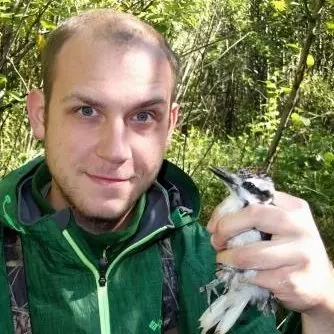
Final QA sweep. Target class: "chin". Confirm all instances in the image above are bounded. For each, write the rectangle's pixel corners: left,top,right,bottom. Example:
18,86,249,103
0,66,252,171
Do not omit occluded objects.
81,203,129,220
75,209,121,223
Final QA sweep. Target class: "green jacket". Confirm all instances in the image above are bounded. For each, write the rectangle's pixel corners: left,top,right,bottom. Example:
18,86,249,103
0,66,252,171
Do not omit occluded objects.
0,157,298,333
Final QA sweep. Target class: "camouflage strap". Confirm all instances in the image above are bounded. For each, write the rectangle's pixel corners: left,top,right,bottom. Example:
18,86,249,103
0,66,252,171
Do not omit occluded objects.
3,229,178,334
159,237,179,333
3,228,32,334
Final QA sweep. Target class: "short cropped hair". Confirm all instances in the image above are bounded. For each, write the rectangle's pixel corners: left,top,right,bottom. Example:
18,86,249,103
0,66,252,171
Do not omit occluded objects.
41,9,180,109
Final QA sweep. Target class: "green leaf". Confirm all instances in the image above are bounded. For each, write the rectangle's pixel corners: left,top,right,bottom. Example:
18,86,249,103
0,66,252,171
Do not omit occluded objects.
324,152,334,164
0,12,13,18
306,54,315,68
9,91,24,102
36,34,46,51
291,113,301,124
325,21,334,32
291,113,310,128
40,19,56,31
282,86,292,94
271,0,287,12
0,75,7,86
286,43,300,52
265,81,276,89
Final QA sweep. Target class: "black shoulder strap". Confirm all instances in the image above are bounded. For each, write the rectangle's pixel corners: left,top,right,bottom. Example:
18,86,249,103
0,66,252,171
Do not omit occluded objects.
3,227,32,334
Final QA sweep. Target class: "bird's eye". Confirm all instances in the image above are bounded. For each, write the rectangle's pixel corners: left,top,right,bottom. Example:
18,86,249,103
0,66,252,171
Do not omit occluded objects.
242,181,255,190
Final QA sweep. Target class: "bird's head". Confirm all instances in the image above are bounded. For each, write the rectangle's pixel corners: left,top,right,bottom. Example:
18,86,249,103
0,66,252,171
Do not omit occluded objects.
210,167,275,205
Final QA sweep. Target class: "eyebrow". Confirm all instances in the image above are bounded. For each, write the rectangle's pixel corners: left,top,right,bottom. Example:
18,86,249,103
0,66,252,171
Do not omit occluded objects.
62,93,105,109
62,92,168,110
134,97,168,109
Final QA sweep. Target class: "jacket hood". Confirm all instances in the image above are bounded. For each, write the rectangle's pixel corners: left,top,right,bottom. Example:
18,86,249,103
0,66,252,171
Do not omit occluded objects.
0,157,201,233
0,156,44,232
158,159,201,220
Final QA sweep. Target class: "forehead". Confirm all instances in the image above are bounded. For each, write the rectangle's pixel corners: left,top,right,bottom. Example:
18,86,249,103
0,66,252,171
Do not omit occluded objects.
52,33,173,102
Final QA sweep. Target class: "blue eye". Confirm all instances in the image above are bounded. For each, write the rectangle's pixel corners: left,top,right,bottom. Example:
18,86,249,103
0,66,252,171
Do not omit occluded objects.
134,111,152,122
79,106,95,117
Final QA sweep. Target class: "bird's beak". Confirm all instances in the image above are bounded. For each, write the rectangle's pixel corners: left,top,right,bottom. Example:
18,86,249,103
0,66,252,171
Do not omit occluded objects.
209,167,239,189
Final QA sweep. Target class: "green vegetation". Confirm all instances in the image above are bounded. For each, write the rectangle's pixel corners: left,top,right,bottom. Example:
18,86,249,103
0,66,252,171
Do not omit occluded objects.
1,0,333,255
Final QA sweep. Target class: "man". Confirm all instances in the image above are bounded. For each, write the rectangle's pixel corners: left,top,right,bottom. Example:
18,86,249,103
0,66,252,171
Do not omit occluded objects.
0,8,333,334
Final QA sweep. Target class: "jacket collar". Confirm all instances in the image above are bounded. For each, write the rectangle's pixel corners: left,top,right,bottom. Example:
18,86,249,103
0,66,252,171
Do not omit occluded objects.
0,157,200,237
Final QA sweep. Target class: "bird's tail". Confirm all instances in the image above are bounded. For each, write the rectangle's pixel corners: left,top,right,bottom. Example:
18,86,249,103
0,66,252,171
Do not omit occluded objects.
199,287,252,334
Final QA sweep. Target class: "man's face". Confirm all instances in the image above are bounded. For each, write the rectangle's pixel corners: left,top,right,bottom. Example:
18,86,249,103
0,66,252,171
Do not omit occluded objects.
30,34,178,223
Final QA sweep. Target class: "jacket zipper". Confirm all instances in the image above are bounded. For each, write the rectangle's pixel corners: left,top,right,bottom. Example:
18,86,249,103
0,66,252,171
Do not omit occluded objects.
61,181,181,333
62,225,171,334
62,230,111,334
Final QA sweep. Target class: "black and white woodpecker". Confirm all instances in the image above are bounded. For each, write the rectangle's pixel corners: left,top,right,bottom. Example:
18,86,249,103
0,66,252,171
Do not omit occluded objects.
199,167,276,334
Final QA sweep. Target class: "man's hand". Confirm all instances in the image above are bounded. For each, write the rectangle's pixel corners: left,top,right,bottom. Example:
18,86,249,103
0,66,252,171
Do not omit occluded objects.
207,191,334,333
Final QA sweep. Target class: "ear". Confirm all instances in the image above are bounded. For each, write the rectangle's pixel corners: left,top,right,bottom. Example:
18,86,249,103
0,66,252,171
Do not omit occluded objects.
26,89,46,140
165,102,179,148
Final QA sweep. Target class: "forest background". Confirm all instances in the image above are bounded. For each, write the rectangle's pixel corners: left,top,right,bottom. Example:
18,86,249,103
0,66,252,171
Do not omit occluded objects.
0,0,333,256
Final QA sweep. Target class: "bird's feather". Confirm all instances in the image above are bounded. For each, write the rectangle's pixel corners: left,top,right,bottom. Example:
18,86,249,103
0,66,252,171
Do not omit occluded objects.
199,167,276,334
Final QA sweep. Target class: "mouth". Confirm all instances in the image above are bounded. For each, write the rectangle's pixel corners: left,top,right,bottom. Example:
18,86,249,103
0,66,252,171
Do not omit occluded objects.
209,167,238,188
86,173,131,186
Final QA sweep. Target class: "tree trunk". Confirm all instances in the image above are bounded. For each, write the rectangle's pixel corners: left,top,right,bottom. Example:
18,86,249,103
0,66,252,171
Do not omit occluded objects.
264,0,326,172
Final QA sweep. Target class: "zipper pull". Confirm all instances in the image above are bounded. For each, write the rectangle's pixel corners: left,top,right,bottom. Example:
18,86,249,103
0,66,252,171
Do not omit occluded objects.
98,248,109,287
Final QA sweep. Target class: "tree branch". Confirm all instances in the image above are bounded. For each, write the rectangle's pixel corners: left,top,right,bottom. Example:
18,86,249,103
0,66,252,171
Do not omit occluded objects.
264,0,326,172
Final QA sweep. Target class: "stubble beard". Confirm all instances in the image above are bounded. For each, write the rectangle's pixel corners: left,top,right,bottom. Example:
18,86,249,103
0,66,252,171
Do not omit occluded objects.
45,154,161,234
44,128,164,233
49,169,139,233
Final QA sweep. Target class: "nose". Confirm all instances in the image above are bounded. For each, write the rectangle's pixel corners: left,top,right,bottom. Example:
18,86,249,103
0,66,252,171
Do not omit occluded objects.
95,118,132,164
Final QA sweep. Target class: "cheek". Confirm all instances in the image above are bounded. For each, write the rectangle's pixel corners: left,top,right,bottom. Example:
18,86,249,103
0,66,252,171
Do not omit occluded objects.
131,132,167,169
46,124,94,162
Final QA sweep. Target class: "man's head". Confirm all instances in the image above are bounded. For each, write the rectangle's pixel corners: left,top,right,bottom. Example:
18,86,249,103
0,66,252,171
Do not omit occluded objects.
27,9,179,230
42,9,180,110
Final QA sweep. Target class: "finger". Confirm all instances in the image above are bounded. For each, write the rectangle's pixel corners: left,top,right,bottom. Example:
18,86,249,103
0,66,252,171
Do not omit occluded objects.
273,191,310,212
216,239,306,270
211,204,297,247
207,201,227,233
247,265,297,294
207,191,305,232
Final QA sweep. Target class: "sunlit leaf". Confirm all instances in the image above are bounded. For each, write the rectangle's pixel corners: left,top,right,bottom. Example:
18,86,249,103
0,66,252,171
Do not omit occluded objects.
265,81,276,89
0,12,13,18
306,54,315,68
36,34,46,51
291,113,310,128
9,91,25,102
325,21,334,32
286,43,300,52
0,75,7,86
324,152,334,164
282,86,292,94
271,0,287,12
40,19,56,31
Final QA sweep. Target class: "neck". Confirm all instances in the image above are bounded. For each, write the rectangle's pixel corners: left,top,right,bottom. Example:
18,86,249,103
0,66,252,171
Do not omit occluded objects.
46,180,134,235
73,209,134,235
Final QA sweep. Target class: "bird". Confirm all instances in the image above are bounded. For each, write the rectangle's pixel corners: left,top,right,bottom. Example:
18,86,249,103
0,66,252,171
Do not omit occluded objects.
199,167,276,334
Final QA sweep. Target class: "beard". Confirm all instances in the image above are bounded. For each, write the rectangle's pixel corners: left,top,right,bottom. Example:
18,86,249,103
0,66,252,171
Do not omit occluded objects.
48,169,143,234
45,155,160,234
43,128,164,233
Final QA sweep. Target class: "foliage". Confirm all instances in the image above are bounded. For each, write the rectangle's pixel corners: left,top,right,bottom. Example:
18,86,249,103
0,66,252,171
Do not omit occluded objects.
1,0,334,257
